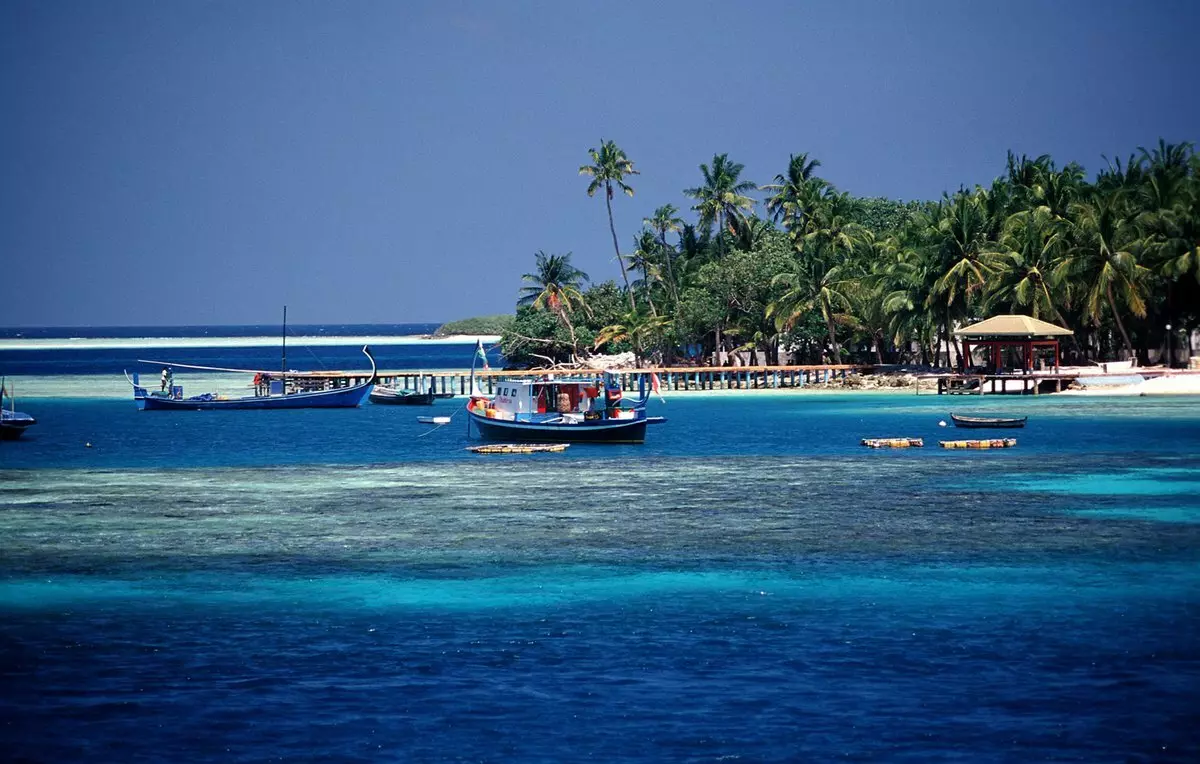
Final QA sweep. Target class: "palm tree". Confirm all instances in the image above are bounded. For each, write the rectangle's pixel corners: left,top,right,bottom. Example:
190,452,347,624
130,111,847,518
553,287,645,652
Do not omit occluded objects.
762,152,827,233
767,245,854,364
925,190,1002,366
684,153,757,256
518,250,591,358
627,230,663,317
1058,197,1149,358
594,309,670,366
644,204,684,305
987,207,1070,322
770,193,867,362
580,140,640,310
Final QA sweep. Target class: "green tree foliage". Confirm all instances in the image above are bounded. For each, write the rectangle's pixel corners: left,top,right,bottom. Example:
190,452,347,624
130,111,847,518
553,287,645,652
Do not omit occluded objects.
507,139,1197,369
434,315,514,337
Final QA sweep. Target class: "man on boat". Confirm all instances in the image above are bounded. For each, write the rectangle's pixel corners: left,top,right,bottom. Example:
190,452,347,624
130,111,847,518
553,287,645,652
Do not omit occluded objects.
161,368,169,392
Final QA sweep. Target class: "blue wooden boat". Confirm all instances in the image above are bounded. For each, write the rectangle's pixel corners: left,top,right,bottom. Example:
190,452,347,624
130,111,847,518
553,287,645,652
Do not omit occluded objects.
466,362,665,444
126,346,377,411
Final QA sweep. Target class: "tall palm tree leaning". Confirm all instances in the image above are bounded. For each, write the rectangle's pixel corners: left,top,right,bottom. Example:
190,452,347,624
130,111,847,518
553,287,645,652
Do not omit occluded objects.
580,140,640,311
517,250,591,360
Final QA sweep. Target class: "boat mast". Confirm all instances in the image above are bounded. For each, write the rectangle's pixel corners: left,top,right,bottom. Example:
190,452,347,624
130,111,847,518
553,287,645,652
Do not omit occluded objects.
281,305,287,393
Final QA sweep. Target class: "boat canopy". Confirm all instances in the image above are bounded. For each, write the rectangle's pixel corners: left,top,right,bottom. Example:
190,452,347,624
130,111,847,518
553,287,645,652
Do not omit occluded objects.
490,378,607,416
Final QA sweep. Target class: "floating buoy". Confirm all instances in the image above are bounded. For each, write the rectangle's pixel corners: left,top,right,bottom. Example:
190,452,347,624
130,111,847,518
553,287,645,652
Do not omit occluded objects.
939,438,1017,449
861,437,924,448
938,420,947,427
85,442,92,448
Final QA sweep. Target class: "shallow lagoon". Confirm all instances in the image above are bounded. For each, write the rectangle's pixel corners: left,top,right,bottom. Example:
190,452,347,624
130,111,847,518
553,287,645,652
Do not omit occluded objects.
3,386,1199,761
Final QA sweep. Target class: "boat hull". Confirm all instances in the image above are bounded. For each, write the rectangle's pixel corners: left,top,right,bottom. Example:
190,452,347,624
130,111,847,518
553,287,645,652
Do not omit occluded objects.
137,384,373,411
950,414,1027,429
369,390,435,406
468,410,661,443
1,412,36,440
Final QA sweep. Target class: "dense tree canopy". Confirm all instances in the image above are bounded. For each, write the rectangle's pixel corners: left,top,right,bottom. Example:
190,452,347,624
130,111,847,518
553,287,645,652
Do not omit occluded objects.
503,140,1199,369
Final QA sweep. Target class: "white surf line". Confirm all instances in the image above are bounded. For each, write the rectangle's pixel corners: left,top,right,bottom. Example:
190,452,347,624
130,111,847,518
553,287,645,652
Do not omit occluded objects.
0,334,503,351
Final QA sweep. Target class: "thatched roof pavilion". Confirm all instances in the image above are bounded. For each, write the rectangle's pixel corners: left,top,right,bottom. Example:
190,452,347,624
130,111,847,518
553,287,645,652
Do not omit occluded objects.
953,314,1073,372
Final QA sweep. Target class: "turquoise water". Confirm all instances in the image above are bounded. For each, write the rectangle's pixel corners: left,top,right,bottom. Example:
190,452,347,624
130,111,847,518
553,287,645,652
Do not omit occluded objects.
3,384,1199,761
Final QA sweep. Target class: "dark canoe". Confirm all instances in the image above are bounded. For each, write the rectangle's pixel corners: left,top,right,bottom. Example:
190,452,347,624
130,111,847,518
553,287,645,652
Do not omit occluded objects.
0,410,37,440
468,408,666,444
950,413,1027,429
130,346,377,411
370,387,435,406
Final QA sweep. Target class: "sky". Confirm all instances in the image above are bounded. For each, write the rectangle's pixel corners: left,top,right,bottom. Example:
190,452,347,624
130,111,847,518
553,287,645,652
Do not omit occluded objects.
1,0,1196,327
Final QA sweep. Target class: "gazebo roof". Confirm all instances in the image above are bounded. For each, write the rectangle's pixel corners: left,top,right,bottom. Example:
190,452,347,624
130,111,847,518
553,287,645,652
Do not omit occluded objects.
953,314,1073,338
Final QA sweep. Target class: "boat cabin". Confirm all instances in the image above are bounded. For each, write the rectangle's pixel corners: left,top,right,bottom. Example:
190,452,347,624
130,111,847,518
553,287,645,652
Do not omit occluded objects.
473,376,638,423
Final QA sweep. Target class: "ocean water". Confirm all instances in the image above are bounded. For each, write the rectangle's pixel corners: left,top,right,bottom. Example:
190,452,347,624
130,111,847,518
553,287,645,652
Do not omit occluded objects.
2,338,1199,761
0,323,501,376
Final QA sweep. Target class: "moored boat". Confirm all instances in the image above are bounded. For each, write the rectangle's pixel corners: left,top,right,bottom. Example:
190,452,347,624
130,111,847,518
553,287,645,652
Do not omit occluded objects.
127,346,377,411
466,373,664,444
463,339,665,444
369,386,435,405
950,413,1027,428
1,379,36,440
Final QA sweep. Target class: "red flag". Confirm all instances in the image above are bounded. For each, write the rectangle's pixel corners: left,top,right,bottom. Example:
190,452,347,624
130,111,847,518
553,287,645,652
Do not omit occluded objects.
650,372,665,403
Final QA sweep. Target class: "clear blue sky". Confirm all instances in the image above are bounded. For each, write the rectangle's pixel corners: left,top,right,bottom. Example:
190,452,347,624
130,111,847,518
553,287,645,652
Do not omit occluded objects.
1,0,1196,327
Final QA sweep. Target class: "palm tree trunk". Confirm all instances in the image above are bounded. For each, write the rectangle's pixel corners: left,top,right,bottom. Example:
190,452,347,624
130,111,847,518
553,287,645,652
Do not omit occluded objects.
1106,283,1134,358
660,233,680,307
642,265,658,317
605,184,636,311
558,309,579,361
822,299,841,363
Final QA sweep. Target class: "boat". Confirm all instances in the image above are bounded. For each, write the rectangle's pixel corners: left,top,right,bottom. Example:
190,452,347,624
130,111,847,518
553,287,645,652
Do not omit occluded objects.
127,345,377,410
950,413,1027,429
462,340,664,444
369,386,435,405
126,308,377,411
1,378,36,440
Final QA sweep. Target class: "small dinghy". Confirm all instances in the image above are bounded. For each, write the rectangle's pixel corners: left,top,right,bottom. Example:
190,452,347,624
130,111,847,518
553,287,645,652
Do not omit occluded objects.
950,413,1027,429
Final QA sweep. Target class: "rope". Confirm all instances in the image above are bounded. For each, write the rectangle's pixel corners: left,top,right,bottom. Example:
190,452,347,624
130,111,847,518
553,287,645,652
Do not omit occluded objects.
414,402,467,439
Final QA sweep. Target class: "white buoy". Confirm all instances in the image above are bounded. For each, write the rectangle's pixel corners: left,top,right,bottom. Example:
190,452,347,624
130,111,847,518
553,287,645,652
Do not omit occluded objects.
938,420,947,427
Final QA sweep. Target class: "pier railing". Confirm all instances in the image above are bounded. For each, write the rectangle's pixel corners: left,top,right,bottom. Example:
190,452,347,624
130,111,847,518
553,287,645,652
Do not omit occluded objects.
287,364,866,396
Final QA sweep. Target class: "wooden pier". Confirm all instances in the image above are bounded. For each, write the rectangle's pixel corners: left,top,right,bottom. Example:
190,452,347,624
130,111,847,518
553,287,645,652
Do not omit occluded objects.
923,373,1076,396
921,368,1197,395
281,364,864,396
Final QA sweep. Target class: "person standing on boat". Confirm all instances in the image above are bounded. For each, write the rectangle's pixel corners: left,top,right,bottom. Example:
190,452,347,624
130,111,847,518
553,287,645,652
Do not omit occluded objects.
161,368,169,392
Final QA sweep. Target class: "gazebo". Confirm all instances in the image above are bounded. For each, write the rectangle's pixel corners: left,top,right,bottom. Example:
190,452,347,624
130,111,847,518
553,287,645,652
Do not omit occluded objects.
953,314,1073,373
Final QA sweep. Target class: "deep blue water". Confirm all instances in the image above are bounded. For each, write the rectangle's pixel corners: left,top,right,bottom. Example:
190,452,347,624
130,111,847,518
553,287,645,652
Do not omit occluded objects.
2,350,1199,761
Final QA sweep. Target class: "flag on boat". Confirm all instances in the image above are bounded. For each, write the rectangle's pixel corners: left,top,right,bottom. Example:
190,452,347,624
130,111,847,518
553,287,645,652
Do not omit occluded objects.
650,372,666,403
474,339,490,370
